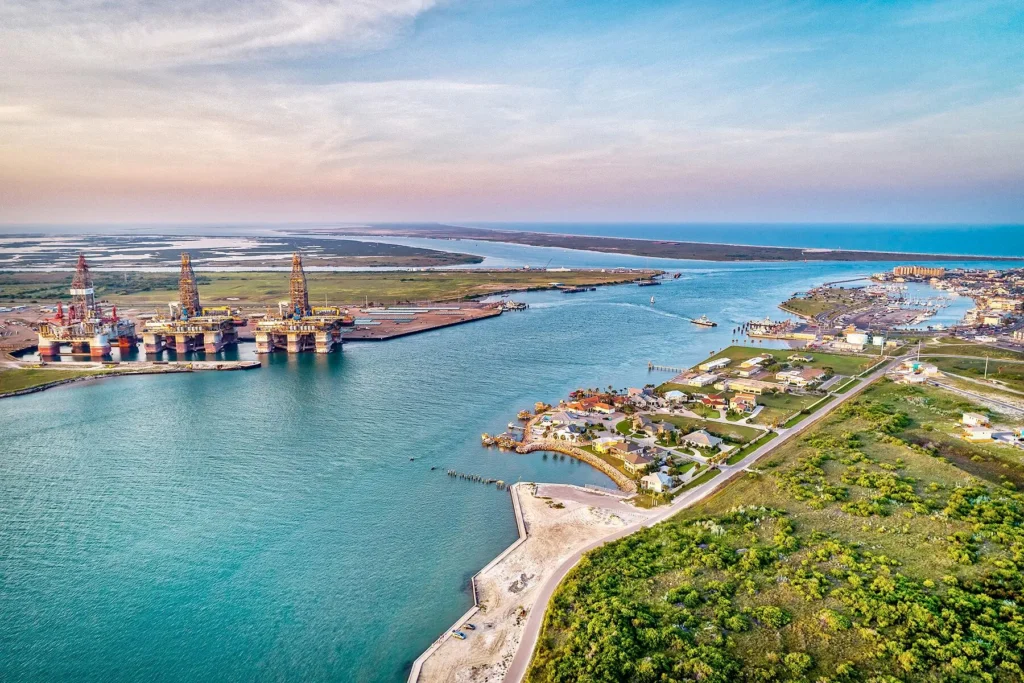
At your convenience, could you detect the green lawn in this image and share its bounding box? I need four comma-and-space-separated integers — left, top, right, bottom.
580, 445, 635, 480
726, 430, 778, 465
0, 368, 106, 394
832, 377, 860, 394
751, 392, 822, 427
925, 339, 1024, 360
657, 415, 765, 444
668, 467, 719, 497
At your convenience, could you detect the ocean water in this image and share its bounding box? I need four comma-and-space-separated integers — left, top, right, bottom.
0, 248, 1007, 682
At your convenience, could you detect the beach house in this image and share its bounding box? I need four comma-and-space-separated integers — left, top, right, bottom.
640, 472, 674, 493
682, 429, 723, 450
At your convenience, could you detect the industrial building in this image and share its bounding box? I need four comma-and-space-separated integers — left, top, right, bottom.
254, 253, 352, 353
141, 253, 243, 354
35, 254, 138, 357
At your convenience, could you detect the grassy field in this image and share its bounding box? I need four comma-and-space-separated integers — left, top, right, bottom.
922, 338, 1024, 361
751, 391, 823, 426
780, 288, 867, 320
0, 269, 657, 307
930, 356, 1024, 393
527, 379, 1024, 683
0, 368, 107, 394
702, 345, 882, 377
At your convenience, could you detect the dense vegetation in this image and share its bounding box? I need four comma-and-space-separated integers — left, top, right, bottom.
528, 381, 1024, 682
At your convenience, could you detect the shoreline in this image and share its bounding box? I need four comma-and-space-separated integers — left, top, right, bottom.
410, 483, 650, 683
0, 360, 260, 400
410, 354, 900, 683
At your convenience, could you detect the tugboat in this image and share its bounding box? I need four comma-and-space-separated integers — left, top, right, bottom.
690, 315, 718, 328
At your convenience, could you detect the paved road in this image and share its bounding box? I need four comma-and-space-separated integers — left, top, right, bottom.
503, 356, 899, 683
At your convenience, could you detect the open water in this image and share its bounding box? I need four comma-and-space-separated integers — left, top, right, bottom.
0, 243, 1011, 682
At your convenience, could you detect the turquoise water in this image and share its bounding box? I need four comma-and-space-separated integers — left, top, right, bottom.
0, 252, 1007, 681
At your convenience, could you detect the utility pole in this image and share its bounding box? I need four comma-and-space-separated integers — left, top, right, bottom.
985, 355, 990, 381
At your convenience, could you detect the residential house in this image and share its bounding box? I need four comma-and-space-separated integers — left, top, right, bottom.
592, 436, 625, 453
776, 368, 826, 388
632, 415, 655, 433
701, 394, 727, 410
663, 390, 686, 402
611, 441, 644, 457
592, 402, 615, 414
739, 354, 772, 369
621, 451, 654, 475
640, 472, 674, 493
682, 429, 723, 450
724, 378, 785, 395
730, 393, 758, 412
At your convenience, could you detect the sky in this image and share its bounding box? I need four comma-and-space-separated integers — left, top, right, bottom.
0, 0, 1022, 225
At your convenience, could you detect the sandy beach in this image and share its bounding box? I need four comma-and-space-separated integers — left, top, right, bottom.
415, 483, 654, 683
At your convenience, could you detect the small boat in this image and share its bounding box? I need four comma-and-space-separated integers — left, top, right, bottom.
452, 630, 467, 640
673, 272, 681, 279
650, 296, 655, 304
463, 623, 477, 630
691, 315, 718, 328
637, 279, 661, 287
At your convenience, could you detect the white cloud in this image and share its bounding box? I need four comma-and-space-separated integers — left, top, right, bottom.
0, 0, 440, 70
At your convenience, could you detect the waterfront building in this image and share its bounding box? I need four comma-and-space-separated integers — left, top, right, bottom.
687, 373, 719, 387
621, 452, 653, 475
640, 472, 673, 493
893, 265, 946, 278
698, 357, 731, 372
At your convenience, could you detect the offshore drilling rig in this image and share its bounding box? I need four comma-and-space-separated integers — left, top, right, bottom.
36, 254, 139, 357
254, 252, 351, 353
141, 253, 244, 354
